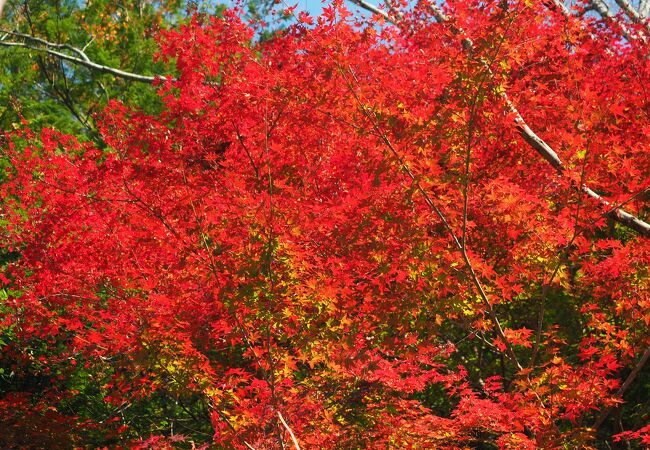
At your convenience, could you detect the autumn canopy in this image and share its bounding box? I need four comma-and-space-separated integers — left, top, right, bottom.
0, 0, 649, 448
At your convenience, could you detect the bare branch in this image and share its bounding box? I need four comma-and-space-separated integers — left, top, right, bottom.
591, 0, 613, 17
582, 185, 650, 236
347, 0, 394, 22
349, 2, 649, 237
385, 0, 405, 22
615, 0, 650, 33
589, 0, 643, 41
277, 412, 301, 450
341, 2, 649, 378
0, 29, 165, 83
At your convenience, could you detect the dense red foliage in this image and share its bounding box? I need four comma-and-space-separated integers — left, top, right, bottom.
1, 1, 649, 448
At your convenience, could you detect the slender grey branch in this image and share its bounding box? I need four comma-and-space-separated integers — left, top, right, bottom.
0, 29, 164, 83
582, 185, 650, 236
591, 0, 613, 17
351, 1, 649, 237
616, 0, 645, 21
385, 0, 405, 22
82, 36, 95, 53
14, 29, 91, 62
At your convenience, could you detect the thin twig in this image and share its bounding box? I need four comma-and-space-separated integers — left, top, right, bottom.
343, 66, 524, 372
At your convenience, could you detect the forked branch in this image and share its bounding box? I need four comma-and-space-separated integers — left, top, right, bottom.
0, 29, 164, 83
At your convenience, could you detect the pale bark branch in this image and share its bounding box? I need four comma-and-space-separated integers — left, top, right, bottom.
347, 0, 650, 236
589, 0, 643, 41
545, 0, 571, 17
384, 0, 405, 22
640, 0, 650, 17
591, 0, 613, 17
0, 29, 164, 83
617, 0, 645, 21
347, 0, 393, 22
277, 412, 301, 450
582, 186, 650, 235
615, 0, 650, 32
342, 4, 649, 382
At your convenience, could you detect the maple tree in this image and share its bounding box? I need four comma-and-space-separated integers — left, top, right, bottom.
1, 0, 649, 448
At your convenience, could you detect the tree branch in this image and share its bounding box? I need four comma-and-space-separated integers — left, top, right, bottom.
0, 29, 164, 83
615, 0, 650, 33
582, 186, 650, 235
348, 2, 650, 236
277, 411, 301, 450
340, 67, 525, 373
593, 346, 650, 430
589, 0, 642, 41
424, 1, 650, 238
640, 0, 650, 17
8, 2, 647, 236
544, 0, 571, 17
347, 0, 394, 22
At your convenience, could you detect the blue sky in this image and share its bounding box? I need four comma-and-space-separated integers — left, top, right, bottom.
222, 0, 374, 22
295, 0, 374, 18
294, 0, 329, 16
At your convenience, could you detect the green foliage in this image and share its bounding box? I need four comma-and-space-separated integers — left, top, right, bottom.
0, 0, 206, 141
